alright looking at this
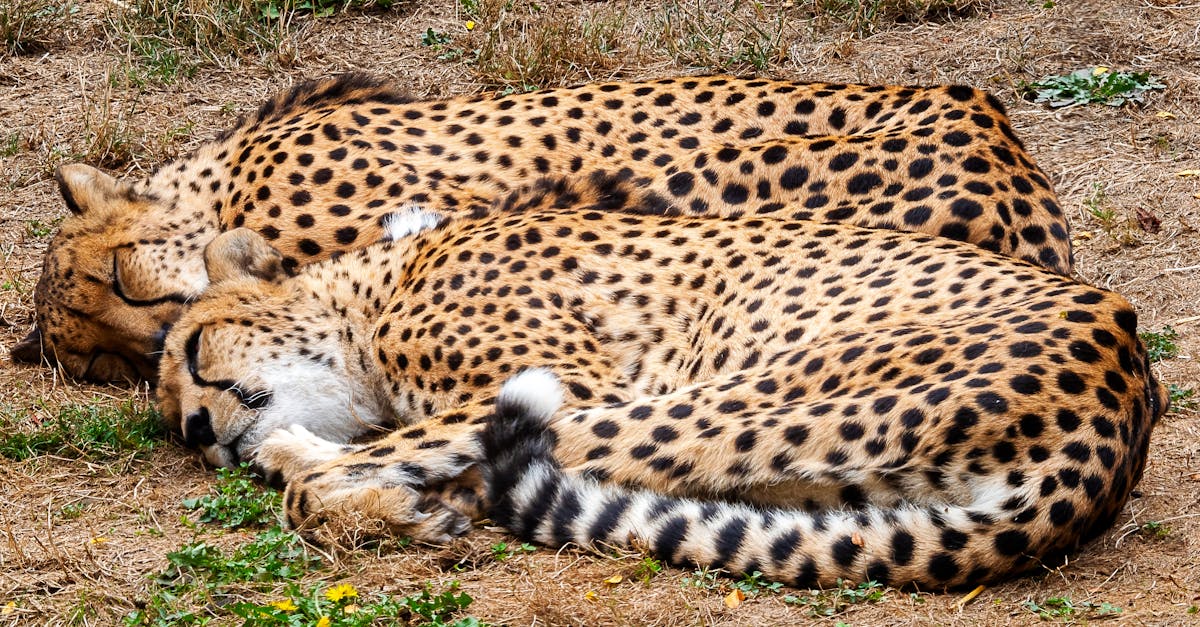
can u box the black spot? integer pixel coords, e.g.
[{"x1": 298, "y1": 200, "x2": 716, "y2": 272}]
[
  {"x1": 993, "y1": 530, "x2": 1030, "y2": 556},
  {"x1": 831, "y1": 535, "x2": 862, "y2": 567}
]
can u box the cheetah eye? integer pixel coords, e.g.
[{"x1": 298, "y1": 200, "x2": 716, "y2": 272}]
[
  {"x1": 182, "y1": 327, "x2": 273, "y2": 410},
  {"x1": 111, "y1": 251, "x2": 190, "y2": 307}
]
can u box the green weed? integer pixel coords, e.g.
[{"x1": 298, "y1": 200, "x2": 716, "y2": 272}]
[
  {"x1": 57, "y1": 502, "x2": 86, "y2": 520},
  {"x1": 1139, "y1": 326, "x2": 1179, "y2": 363},
  {"x1": 1139, "y1": 521, "x2": 1170, "y2": 540},
  {"x1": 24, "y1": 216, "x2": 61, "y2": 238},
  {"x1": 159, "y1": 527, "x2": 320, "y2": 588},
  {"x1": 1082, "y1": 182, "x2": 1115, "y2": 228},
  {"x1": 259, "y1": 0, "x2": 399, "y2": 20},
  {"x1": 1168, "y1": 384, "x2": 1197, "y2": 413},
  {"x1": 1028, "y1": 67, "x2": 1164, "y2": 108},
  {"x1": 734, "y1": 570, "x2": 784, "y2": 596},
  {"x1": 181, "y1": 463, "x2": 281, "y2": 529},
  {"x1": 632, "y1": 556, "x2": 665, "y2": 584},
  {"x1": 0, "y1": 0, "x2": 75, "y2": 55},
  {"x1": 1021, "y1": 596, "x2": 1122, "y2": 620},
  {"x1": 421, "y1": 27, "x2": 465, "y2": 61},
  {"x1": 681, "y1": 566, "x2": 723, "y2": 590},
  {"x1": 0, "y1": 400, "x2": 162, "y2": 462},
  {"x1": 783, "y1": 579, "x2": 887, "y2": 617},
  {"x1": 490, "y1": 540, "x2": 536, "y2": 561},
  {"x1": 0, "y1": 132, "x2": 20, "y2": 157},
  {"x1": 421, "y1": 27, "x2": 452, "y2": 47}
]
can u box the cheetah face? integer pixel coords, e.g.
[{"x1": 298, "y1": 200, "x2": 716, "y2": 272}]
[
  {"x1": 155, "y1": 230, "x2": 391, "y2": 468},
  {"x1": 156, "y1": 294, "x2": 378, "y2": 468},
  {"x1": 12, "y1": 165, "x2": 210, "y2": 382}
]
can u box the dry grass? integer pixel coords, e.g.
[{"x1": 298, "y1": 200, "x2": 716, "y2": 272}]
[
  {"x1": 0, "y1": 0, "x2": 75, "y2": 56},
  {"x1": 453, "y1": 0, "x2": 630, "y2": 90},
  {"x1": 103, "y1": 0, "x2": 297, "y2": 83},
  {"x1": 807, "y1": 0, "x2": 995, "y2": 34},
  {"x1": 1, "y1": 0, "x2": 1199, "y2": 624}
]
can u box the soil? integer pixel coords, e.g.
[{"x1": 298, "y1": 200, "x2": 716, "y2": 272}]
[{"x1": 1, "y1": 0, "x2": 1198, "y2": 624}]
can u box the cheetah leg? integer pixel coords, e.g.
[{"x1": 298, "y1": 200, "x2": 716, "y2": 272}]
[{"x1": 269, "y1": 369, "x2": 624, "y2": 542}]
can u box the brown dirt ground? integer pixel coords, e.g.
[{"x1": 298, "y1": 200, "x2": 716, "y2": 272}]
[{"x1": 1, "y1": 0, "x2": 1199, "y2": 624}]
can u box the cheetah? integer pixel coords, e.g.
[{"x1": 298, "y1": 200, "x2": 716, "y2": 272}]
[
  {"x1": 154, "y1": 175, "x2": 1162, "y2": 589},
  {"x1": 14, "y1": 73, "x2": 1070, "y2": 382}
]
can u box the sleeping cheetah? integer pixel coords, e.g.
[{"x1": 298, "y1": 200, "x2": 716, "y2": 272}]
[
  {"x1": 154, "y1": 175, "x2": 1161, "y2": 589},
  {"x1": 15, "y1": 73, "x2": 1070, "y2": 382}
]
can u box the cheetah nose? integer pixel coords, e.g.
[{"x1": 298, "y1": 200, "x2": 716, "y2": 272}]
[{"x1": 183, "y1": 407, "x2": 217, "y2": 448}]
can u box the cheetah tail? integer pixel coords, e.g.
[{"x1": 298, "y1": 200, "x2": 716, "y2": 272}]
[{"x1": 481, "y1": 372, "x2": 1057, "y2": 591}]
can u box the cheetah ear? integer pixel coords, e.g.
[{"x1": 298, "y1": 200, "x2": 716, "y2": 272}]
[
  {"x1": 55, "y1": 164, "x2": 132, "y2": 216},
  {"x1": 204, "y1": 228, "x2": 285, "y2": 286}
]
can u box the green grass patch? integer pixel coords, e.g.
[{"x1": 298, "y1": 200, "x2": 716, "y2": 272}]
[
  {"x1": 649, "y1": 0, "x2": 785, "y2": 72},
  {"x1": 733, "y1": 570, "x2": 784, "y2": 597},
  {"x1": 0, "y1": 400, "x2": 162, "y2": 461},
  {"x1": 1028, "y1": 67, "x2": 1164, "y2": 108},
  {"x1": 182, "y1": 463, "x2": 281, "y2": 529},
  {"x1": 1139, "y1": 326, "x2": 1180, "y2": 363},
  {"x1": 125, "y1": 526, "x2": 321, "y2": 626},
  {"x1": 631, "y1": 556, "x2": 664, "y2": 584},
  {"x1": 105, "y1": 0, "x2": 288, "y2": 84},
  {"x1": 127, "y1": 526, "x2": 480, "y2": 626},
  {"x1": 104, "y1": 0, "x2": 400, "y2": 85}
]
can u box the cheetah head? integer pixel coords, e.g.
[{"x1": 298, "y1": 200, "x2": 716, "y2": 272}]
[
  {"x1": 155, "y1": 228, "x2": 390, "y2": 468},
  {"x1": 12, "y1": 165, "x2": 214, "y2": 382}
]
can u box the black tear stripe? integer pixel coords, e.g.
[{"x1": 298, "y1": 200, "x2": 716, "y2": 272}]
[{"x1": 184, "y1": 328, "x2": 272, "y2": 409}]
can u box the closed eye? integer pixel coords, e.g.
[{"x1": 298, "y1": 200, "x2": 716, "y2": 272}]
[
  {"x1": 183, "y1": 328, "x2": 273, "y2": 410},
  {"x1": 111, "y1": 252, "x2": 190, "y2": 307}
]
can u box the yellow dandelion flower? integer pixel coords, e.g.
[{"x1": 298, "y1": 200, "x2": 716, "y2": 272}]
[
  {"x1": 1092, "y1": 66, "x2": 1109, "y2": 75},
  {"x1": 465, "y1": 20, "x2": 476, "y2": 31},
  {"x1": 269, "y1": 599, "x2": 297, "y2": 612},
  {"x1": 316, "y1": 617, "x2": 331, "y2": 627},
  {"x1": 325, "y1": 583, "x2": 359, "y2": 602}
]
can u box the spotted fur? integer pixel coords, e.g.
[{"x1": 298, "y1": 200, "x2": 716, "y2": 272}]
[
  {"x1": 154, "y1": 175, "x2": 1160, "y2": 588},
  {"x1": 17, "y1": 74, "x2": 1070, "y2": 381}
]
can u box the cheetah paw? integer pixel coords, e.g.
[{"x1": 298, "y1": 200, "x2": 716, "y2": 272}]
[
  {"x1": 253, "y1": 424, "x2": 360, "y2": 486},
  {"x1": 283, "y1": 473, "x2": 473, "y2": 544}
]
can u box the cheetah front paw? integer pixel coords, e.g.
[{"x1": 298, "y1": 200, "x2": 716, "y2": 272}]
[
  {"x1": 282, "y1": 465, "x2": 474, "y2": 544},
  {"x1": 253, "y1": 424, "x2": 362, "y2": 486}
]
